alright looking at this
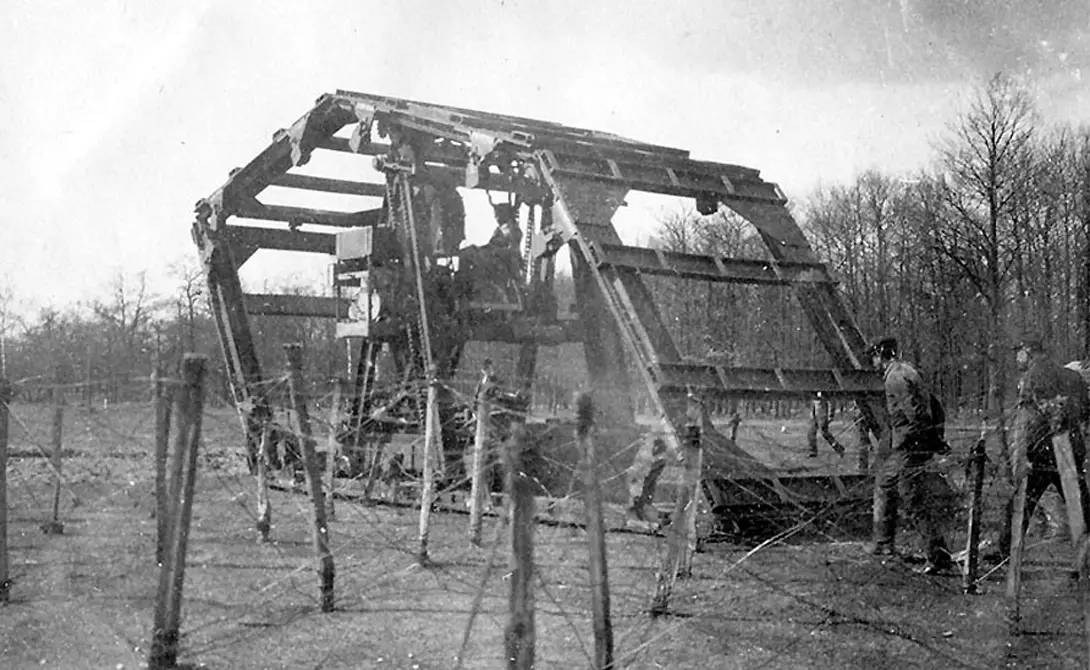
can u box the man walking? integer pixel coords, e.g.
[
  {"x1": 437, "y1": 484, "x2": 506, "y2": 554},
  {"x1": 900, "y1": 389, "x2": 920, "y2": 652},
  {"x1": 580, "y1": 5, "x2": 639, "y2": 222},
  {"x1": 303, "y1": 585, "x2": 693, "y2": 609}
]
[
  {"x1": 866, "y1": 336, "x2": 953, "y2": 574},
  {"x1": 998, "y1": 333, "x2": 1090, "y2": 556},
  {"x1": 807, "y1": 394, "x2": 846, "y2": 458}
]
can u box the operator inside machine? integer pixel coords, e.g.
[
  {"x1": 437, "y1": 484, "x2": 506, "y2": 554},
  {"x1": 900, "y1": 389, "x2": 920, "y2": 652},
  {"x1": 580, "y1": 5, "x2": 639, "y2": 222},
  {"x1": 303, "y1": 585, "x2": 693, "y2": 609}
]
[{"x1": 420, "y1": 179, "x2": 524, "y2": 307}]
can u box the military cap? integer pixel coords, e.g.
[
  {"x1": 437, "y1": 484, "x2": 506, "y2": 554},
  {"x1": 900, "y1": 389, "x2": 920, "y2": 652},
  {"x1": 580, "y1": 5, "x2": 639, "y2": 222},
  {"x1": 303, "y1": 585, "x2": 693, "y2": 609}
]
[
  {"x1": 867, "y1": 336, "x2": 898, "y2": 358},
  {"x1": 1013, "y1": 331, "x2": 1044, "y2": 352}
]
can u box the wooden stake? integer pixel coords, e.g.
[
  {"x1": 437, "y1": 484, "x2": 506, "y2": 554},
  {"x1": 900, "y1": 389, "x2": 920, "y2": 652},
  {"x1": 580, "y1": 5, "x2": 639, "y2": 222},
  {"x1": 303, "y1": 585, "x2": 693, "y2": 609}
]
[
  {"x1": 153, "y1": 366, "x2": 173, "y2": 565},
  {"x1": 1006, "y1": 441, "x2": 1029, "y2": 630},
  {"x1": 255, "y1": 423, "x2": 272, "y2": 543},
  {"x1": 284, "y1": 344, "x2": 335, "y2": 612},
  {"x1": 42, "y1": 385, "x2": 65, "y2": 535},
  {"x1": 962, "y1": 436, "x2": 987, "y2": 594},
  {"x1": 0, "y1": 379, "x2": 12, "y2": 604},
  {"x1": 418, "y1": 372, "x2": 440, "y2": 565},
  {"x1": 326, "y1": 378, "x2": 345, "y2": 521},
  {"x1": 362, "y1": 436, "x2": 386, "y2": 503},
  {"x1": 504, "y1": 426, "x2": 535, "y2": 669},
  {"x1": 1050, "y1": 431, "x2": 1087, "y2": 547},
  {"x1": 148, "y1": 354, "x2": 207, "y2": 670},
  {"x1": 468, "y1": 374, "x2": 492, "y2": 546},
  {"x1": 576, "y1": 394, "x2": 613, "y2": 669}
]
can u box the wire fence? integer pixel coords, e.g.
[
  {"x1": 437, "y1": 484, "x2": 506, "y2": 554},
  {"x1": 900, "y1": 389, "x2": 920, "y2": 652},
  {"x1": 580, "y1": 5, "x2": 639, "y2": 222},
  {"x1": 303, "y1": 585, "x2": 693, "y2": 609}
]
[{"x1": 1, "y1": 367, "x2": 1088, "y2": 669}]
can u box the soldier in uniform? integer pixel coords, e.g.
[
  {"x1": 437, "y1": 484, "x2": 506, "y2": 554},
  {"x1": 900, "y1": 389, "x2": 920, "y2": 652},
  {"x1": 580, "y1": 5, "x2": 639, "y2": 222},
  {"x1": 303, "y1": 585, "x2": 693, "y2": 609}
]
[
  {"x1": 807, "y1": 394, "x2": 845, "y2": 458},
  {"x1": 998, "y1": 333, "x2": 1090, "y2": 556},
  {"x1": 866, "y1": 336, "x2": 953, "y2": 573}
]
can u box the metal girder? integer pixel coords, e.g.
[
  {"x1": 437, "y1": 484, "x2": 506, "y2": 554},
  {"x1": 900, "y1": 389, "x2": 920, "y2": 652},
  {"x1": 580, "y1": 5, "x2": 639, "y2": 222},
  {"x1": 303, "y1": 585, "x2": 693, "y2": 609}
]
[
  {"x1": 335, "y1": 89, "x2": 692, "y2": 160},
  {"x1": 314, "y1": 137, "x2": 390, "y2": 156},
  {"x1": 541, "y1": 149, "x2": 784, "y2": 204},
  {"x1": 233, "y1": 201, "x2": 383, "y2": 228},
  {"x1": 205, "y1": 94, "x2": 355, "y2": 213},
  {"x1": 270, "y1": 173, "x2": 386, "y2": 197},
  {"x1": 654, "y1": 363, "x2": 883, "y2": 399},
  {"x1": 224, "y1": 226, "x2": 336, "y2": 255},
  {"x1": 243, "y1": 293, "x2": 351, "y2": 318},
  {"x1": 591, "y1": 242, "x2": 834, "y2": 286}
]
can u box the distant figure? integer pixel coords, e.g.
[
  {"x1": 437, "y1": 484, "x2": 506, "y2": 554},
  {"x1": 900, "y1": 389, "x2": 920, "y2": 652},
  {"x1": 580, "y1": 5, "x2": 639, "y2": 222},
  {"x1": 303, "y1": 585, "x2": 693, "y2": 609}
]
[
  {"x1": 381, "y1": 453, "x2": 409, "y2": 502},
  {"x1": 866, "y1": 336, "x2": 954, "y2": 575},
  {"x1": 806, "y1": 396, "x2": 845, "y2": 458}
]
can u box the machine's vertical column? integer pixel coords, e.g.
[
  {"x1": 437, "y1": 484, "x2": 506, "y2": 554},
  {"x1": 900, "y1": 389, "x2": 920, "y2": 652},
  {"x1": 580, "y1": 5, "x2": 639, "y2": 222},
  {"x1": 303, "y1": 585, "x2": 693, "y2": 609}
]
[{"x1": 193, "y1": 201, "x2": 270, "y2": 469}]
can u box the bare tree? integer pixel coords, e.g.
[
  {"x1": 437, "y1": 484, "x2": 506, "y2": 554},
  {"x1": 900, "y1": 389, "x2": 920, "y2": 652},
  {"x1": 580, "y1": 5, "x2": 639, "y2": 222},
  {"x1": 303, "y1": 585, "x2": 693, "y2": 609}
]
[
  {"x1": 170, "y1": 259, "x2": 207, "y2": 355},
  {"x1": 92, "y1": 271, "x2": 156, "y2": 400},
  {"x1": 0, "y1": 278, "x2": 24, "y2": 377},
  {"x1": 932, "y1": 73, "x2": 1039, "y2": 468}
]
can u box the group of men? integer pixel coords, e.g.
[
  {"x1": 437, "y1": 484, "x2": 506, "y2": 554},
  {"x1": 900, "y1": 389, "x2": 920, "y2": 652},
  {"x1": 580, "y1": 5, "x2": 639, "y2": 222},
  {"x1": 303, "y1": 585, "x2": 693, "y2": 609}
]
[{"x1": 862, "y1": 333, "x2": 1090, "y2": 575}]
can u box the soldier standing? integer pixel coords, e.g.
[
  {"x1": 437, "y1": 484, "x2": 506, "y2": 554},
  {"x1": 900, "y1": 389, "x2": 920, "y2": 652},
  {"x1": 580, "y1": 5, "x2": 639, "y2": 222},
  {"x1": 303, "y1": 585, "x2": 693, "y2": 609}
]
[
  {"x1": 998, "y1": 334, "x2": 1090, "y2": 556},
  {"x1": 866, "y1": 336, "x2": 953, "y2": 574},
  {"x1": 806, "y1": 394, "x2": 845, "y2": 458}
]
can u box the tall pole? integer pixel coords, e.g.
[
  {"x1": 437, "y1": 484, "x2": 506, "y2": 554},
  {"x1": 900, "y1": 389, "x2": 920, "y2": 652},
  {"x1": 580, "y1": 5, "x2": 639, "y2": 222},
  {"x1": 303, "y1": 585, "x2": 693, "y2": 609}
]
[
  {"x1": 577, "y1": 394, "x2": 613, "y2": 669},
  {"x1": 153, "y1": 363, "x2": 173, "y2": 565},
  {"x1": 326, "y1": 378, "x2": 345, "y2": 521},
  {"x1": 148, "y1": 354, "x2": 208, "y2": 669},
  {"x1": 418, "y1": 370, "x2": 440, "y2": 565},
  {"x1": 42, "y1": 381, "x2": 65, "y2": 535},
  {"x1": 468, "y1": 372, "x2": 492, "y2": 546},
  {"x1": 504, "y1": 426, "x2": 535, "y2": 669},
  {"x1": 284, "y1": 344, "x2": 335, "y2": 612},
  {"x1": 0, "y1": 378, "x2": 13, "y2": 604}
]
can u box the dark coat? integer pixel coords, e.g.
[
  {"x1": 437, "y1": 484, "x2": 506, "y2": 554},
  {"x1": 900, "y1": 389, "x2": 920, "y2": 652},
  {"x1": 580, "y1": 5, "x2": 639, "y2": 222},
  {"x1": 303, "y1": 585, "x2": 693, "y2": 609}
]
[{"x1": 883, "y1": 360, "x2": 941, "y2": 452}]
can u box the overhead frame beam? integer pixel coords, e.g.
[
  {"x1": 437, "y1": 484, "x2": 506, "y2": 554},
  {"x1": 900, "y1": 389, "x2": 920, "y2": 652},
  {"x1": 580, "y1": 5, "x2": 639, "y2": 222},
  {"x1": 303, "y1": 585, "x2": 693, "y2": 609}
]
[
  {"x1": 270, "y1": 173, "x2": 387, "y2": 198},
  {"x1": 233, "y1": 201, "x2": 383, "y2": 228},
  {"x1": 243, "y1": 294, "x2": 351, "y2": 318},
  {"x1": 592, "y1": 243, "x2": 834, "y2": 286},
  {"x1": 225, "y1": 226, "x2": 336, "y2": 255},
  {"x1": 541, "y1": 149, "x2": 784, "y2": 205}
]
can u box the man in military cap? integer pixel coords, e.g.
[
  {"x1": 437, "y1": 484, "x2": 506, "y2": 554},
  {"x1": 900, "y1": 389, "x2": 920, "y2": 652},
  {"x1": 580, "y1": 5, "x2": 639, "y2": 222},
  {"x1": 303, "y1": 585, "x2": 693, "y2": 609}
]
[
  {"x1": 998, "y1": 332, "x2": 1090, "y2": 556},
  {"x1": 867, "y1": 336, "x2": 954, "y2": 574}
]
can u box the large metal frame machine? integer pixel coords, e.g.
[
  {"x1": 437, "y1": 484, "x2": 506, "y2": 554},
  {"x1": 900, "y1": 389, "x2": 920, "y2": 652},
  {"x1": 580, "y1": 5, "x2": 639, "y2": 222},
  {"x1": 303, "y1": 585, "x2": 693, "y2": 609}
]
[{"x1": 192, "y1": 90, "x2": 887, "y2": 534}]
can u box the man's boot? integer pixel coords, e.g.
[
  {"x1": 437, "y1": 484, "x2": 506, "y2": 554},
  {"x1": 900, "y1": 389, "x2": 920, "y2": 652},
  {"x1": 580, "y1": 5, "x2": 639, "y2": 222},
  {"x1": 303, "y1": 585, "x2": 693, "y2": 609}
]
[{"x1": 867, "y1": 488, "x2": 897, "y2": 556}]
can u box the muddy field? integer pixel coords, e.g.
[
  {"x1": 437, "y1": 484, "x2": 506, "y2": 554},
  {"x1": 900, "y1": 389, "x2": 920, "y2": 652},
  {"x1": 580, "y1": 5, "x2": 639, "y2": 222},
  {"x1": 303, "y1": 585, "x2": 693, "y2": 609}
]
[{"x1": 1, "y1": 401, "x2": 1088, "y2": 669}]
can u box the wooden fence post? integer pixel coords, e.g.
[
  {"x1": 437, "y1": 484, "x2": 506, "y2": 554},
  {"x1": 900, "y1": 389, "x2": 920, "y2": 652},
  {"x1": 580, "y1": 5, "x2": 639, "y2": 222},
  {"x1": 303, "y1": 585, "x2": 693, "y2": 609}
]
[
  {"x1": 284, "y1": 344, "x2": 335, "y2": 612},
  {"x1": 468, "y1": 374, "x2": 492, "y2": 546},
  {"x1": 41, "y1": 384, "x2": 65, "y2": 535},
  {"x1": 650, "y1": 420, "x2": 702, "y2": 616},
  {"x1": 576, "y1": 394, "x2": 613, "y2": 669},
  {"x1": 255, "y1": 423, "x2": 272, "y2": 543},
  {"x1": 1006, "y1": 436, "x2": 1029, "y2": 631},
  {"x1": 504, "y1": 426, "x2": 535, "y2": 669},
  {"x1": 326, "y1": 378, "x2": 344, "y2": 521},
  {"x1": 1050, "y1": 431, "x2": 1087, "y2": 547},
  {"x1": 148, "y1": 354, "x2": 207, "y2": 670},
  {"x1": 0, "y1": 378, "x2": 12, "y2": 604},
  {"x1": 153, "y1": 366, "x2": 173, "y2": 565},
  {"x1": 418, "y1": 370, "x2": 440, "y2": 565},
  {"x1": 962, "y1": 435, "x2": 987, "y2": 594}
]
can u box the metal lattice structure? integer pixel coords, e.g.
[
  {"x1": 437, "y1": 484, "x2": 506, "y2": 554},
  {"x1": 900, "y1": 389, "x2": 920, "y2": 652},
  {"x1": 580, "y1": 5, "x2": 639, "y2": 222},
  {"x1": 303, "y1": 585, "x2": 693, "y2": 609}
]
[{"x1": 192, "y1": 90, "x2": 888, "y2": 527}]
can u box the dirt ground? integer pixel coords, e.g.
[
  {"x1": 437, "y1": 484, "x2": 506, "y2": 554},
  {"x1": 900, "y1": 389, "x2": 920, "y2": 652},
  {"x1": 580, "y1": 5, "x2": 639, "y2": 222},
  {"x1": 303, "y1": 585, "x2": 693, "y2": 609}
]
[{"x1": 2, "y1": 402, "x2": 1089, "y2": 669}]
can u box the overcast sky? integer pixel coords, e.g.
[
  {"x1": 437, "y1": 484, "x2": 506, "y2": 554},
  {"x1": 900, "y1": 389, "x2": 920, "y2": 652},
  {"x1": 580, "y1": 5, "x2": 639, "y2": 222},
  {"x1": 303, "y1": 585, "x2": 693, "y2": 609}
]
[{"x1": 1, "y1": 0, "x2": 1087, "y2": 314}]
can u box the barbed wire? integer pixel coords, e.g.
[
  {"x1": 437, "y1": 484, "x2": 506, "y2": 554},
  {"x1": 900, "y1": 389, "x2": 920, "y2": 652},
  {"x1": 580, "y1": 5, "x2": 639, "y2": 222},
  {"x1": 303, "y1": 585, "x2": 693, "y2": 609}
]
[{"x1": 1, "y1": 373, "x2": 1087, "y2": 669}]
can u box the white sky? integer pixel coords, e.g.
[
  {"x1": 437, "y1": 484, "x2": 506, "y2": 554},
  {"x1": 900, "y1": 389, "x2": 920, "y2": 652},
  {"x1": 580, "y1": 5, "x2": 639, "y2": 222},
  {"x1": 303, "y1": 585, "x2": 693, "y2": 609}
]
[{"x1": 1, "y1": 0, "x2": 1087, "y2": 315}]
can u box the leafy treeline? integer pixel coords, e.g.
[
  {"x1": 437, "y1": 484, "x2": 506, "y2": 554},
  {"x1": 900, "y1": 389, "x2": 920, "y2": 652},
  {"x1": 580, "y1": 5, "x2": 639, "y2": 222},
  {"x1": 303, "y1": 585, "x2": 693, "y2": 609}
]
[{"x1": 2, "y1": 75, "x2": 1087, "y2": 422}]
